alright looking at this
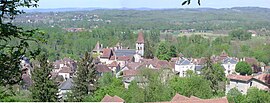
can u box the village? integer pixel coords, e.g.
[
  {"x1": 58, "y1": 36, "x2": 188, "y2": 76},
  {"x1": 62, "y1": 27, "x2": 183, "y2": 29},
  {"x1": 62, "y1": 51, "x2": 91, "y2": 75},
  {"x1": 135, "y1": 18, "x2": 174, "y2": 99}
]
[{"x1": 19, "y1": 31, "x2": 270, "y2": 103}]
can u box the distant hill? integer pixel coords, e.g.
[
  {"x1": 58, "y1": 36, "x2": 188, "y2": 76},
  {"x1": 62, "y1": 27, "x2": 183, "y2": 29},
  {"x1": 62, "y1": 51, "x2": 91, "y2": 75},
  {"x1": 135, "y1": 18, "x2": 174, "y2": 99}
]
[
  {"x1": 17, "y1": 7, "x2": 270, "y2": 31},
  {"x1": 23, "y1": 7, "x2": 270, "y2": 12}
]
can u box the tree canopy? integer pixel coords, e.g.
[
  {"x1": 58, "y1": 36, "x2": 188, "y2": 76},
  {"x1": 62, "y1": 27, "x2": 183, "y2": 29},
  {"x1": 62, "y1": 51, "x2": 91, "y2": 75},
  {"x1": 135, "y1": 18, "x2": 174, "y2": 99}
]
[{"x1": 235, "y1": 61, "x2": 252, "y2": 75}]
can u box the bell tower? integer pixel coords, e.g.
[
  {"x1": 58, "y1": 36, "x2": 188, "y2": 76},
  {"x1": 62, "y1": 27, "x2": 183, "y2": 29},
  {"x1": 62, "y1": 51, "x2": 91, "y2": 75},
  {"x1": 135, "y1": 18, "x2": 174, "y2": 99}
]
[{"x1": 136, "y1": 31, "x2": 144, "y2": 56}]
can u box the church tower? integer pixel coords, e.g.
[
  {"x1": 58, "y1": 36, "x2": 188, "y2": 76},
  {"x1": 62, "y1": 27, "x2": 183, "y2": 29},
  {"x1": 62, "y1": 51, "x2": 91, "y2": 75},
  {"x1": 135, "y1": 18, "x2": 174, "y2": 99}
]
[{"x1": 136, "y1": 31, "x2": 144, "y2": 56}]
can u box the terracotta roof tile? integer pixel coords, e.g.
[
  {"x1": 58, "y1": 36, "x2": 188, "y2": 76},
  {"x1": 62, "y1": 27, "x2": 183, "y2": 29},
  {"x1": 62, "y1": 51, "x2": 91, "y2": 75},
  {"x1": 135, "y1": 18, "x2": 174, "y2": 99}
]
[
  {"x1": 108, "y1": 61, "x2": 118, "y2": 67},
  {"x1": 156, "y1": 60, "x2": 171, "y2": 69},
  {"x1": 136, "y1": 31, "x2": 144, "y2": 43},
  {"x1": 101, "y1": 48, "x2": 112, "y2": 58},
  {"x1": 254, "y1": 73, "x2": 270, "y2": 85},
  {"x1": 59, "y1": 67, "x2": 73, "y2": 73},
  {"x1": 190, "y1": 96, "x2": 201, "y2": 100},
  {"x1": 244, "y1": 57, "x2": 258, "y2": 65},
  {"x1": 101, "y1": 94, "x2": 112, "y2": 102},
  {"x1": 171, "y1": 93, "x2": 190, "y2": 102},
  {"x1": 113, "y1": 95, "x2": 125, "y2": 102},
  {"x1": 101, "y1": 94, "x2": 124, "y2": 102},
  {"x1": 227, "y1": 74, "x2": 253, "y2": 82},
  {"x1": 123, "y1": 69, "x2": 140, "y2": 77},
  {"x1": 127, "y1": 62, "x2": 144, "y2": 70},
  {"x1": 96, "y1": 64, "x2": 112, "y2": 73},
  {"x1": 147, "y1": 94, "x2": 228, "y2": 103},
  {"x1": 117, "y1": 56, "x2": 132, "y2": 61}
]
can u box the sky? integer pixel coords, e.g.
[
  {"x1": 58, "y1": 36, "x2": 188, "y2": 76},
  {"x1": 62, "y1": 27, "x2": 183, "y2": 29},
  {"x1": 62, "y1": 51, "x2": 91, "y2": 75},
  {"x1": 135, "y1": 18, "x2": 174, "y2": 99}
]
[{"x1": 33, "y1": 0, "x2": 270, "y2": 9}]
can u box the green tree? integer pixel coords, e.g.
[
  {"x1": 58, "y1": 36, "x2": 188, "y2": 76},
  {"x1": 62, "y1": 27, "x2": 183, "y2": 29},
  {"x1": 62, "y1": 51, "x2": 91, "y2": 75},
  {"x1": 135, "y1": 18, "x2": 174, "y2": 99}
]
[
  {"x1": 156, "y1": 42, "x2": 170, "y2": 61},
  {"x1": 227, "y1": 88, "x2": 245, "y2": 103},
  {"x1": 144, "y1": 38, "x2": 155, "y2": 59},
  {"x1": 235, "y1": 61, "x2": 252, "y2": 75},
  {"x1": 168, "y1": 45, "x2": 177, "y2": 57},
  {"x1": 202, "y1": 57, "x2": 226, "y2": 95},
  {"x1": 69, "y1": 52, "x2": 97, "y2": 101},
  {"x1": 30, "y1": 53, "x2": 58, "y2": 102},
  {"x1": 245, "y1": 87, "x2": 270, "y2": 103},
  {"x1": 169, "y1": 76, "x2": 213, "y2": 99},
  {"x1": 84, "y1": 72, "x2": 125, "y2": 102},
  {"x1": 124, "y1": 81, "x2": 145, "y2": 103},
  {"x1": 0, "y1": 0, "x2": 43, "y2": 87},
  {"x1": 141, "y1": 69, "x2": 173, "y2": 102},
  {"x1": 229, "y1": 29, "x2": 251, "y2": 41}
]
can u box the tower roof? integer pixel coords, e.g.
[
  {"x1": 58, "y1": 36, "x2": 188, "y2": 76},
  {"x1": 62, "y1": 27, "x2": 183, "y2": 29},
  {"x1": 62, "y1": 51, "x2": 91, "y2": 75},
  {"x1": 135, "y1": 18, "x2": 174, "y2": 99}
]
[{"x1": 136, "y1": 31, "x2": 144, "y2": 43}]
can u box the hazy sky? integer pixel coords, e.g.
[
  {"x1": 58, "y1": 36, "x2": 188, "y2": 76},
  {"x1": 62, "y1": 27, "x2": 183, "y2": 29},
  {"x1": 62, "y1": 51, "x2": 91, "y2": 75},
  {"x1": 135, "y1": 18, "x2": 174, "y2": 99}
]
[{"x1": 34, "y1": 0, "x2": 270, "y2": 9}]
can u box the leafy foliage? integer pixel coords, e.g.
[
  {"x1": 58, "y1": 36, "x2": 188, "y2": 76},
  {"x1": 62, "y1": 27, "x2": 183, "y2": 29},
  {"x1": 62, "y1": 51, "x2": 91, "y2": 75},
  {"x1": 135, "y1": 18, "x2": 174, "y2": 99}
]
[
  {"x1": 156, "y1": 42, "x2": 171, "y2": 61},
  {"x1": 169, "y1": 76, "x2": 213, "y2": 99},
  {"x1": 30, "y1": 52, "x2": 58, "y2": 102},
  {"x1": 229, "y1": 29, "x2": 252, "y2": 41},
  {"x1": 227, "y1": 88, "x2": 245, "y2": 103},
  {"x1": 69, "y1": 52, "x2": 97, "y2": 102},
  {"x1": 124, "y1": 81, "x2": 145, "y2": 103},
  {"x1": 228, "y1": 87, "x2": 270, "y2": 103},
  {"x1": 202, "y1": 57, "x2": 226, "y2": 95},
  {"x1": 84, "y1": 72, "x2": 125, "y2": 102},
  {"x1": 141, "y1": 69, "x2": 174, "y2": 102},
  {"x1": 235, "y1": 61, "x2": 252, "y2": 75},
  {"x1": 0, "y1": 0, "x2": 44, "y2": 86}
]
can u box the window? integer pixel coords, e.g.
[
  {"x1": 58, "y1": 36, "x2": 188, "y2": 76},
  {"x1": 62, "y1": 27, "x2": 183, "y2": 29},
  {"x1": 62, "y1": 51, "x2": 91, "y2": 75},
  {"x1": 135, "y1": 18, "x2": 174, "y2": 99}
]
[{"x1": 250, "y1": 82, "x2": 253, "y2": 87}]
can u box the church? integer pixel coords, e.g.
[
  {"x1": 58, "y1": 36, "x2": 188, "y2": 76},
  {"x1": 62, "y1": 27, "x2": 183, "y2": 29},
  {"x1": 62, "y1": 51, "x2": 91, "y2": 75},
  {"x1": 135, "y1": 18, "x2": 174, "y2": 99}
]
[{"x1": 93, "y1": 31, "x2": 145, "y2": 65}]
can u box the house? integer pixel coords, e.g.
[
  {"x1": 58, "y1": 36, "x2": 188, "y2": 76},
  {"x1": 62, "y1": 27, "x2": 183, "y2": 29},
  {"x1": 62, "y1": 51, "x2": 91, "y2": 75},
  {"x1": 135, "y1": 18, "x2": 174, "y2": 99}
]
[
  {"x1": 192, "y1": 58, "x2": 207, "y2": 74},
  {"x1": 140, "y1": 58, "x2": 173, "y2": 69},
  {"x1": 248, "y1": 30, "x2": 258, "y2": 37},
  {"x1": 110, "y1": 55, "x2": 133, "y2": 67},
  {"x1": 226, "y1": 74, "x2": 270, "y2": 94},
  {"x1": 101, "y1": 94, "x2": 125, "y2": 103},
  {"x1": 58, "y1": 78, "x2": 73, "y2": 99},
  {"x1": 212, "y1": 51, "x2": 229, "y2": 63},
  {"x1": 96, "y1": 64, "x2": 113, "y2": 76},
  {"x1": 100, "y1": 48, "x2": 113, "y2": 64},
  {"x1": 53, "y1": 57, "x2": 77, "y2": 73},
  {"x1": 221, "y1": 57, "x2": 238, "y2": 76},
  {"x1": 148, "y1": 93, "x2": 228, "y2": 103},
  {"x1": 107, "y1": 61, "x2": 120, "y2": 72},
  {"x1": 58, "y1": 67, "x2": 73, "y2": 79},
  {"x1": 122, "y1": 69, "x2": 141, "y2": 88},
  {"x1": 175, "y1": 58, "x2": 195, "y2": 77}
]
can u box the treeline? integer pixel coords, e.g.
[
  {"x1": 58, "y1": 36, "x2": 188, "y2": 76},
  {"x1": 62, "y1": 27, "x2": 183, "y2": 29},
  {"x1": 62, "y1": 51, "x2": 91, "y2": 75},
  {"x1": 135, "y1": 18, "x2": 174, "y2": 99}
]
[
  {"x1": 15, "y1": 7, "x2": 270, "y2": 31},
  {"x1": 27, "y1": 25, "x2": 270, "y2": 64},
  {"x1": 25, "y1": 26, "x2": 139, "y2": 60}
]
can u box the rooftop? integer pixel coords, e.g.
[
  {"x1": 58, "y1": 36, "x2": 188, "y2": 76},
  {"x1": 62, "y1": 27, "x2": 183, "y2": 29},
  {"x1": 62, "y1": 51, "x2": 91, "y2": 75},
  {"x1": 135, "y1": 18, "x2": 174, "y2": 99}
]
[
  {"x1": 96, "y1": 64, "x2": 112, "y2": 73},
  {"x1": 136, "y1": 31, "x2": 144, "y2": 43},
  {"x1": 59, "y1": 78, "x2": 73, "y2": 90},
  {"x1": 115, "y1": 49, "x2": 136, "y2": 57},
  {"x1": 101, "y1": 94, "x2": 125, "y2": 102},
  {"x1": 227, "y1": 74, "x2": 253, "y2": 82}
]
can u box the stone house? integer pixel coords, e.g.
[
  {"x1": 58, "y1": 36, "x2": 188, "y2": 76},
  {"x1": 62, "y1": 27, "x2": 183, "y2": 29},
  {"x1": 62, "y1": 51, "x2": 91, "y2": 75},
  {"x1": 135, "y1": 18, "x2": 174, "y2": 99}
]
[{"x1": 226, "y1": 74, "x2": 270, "y2": 94}]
